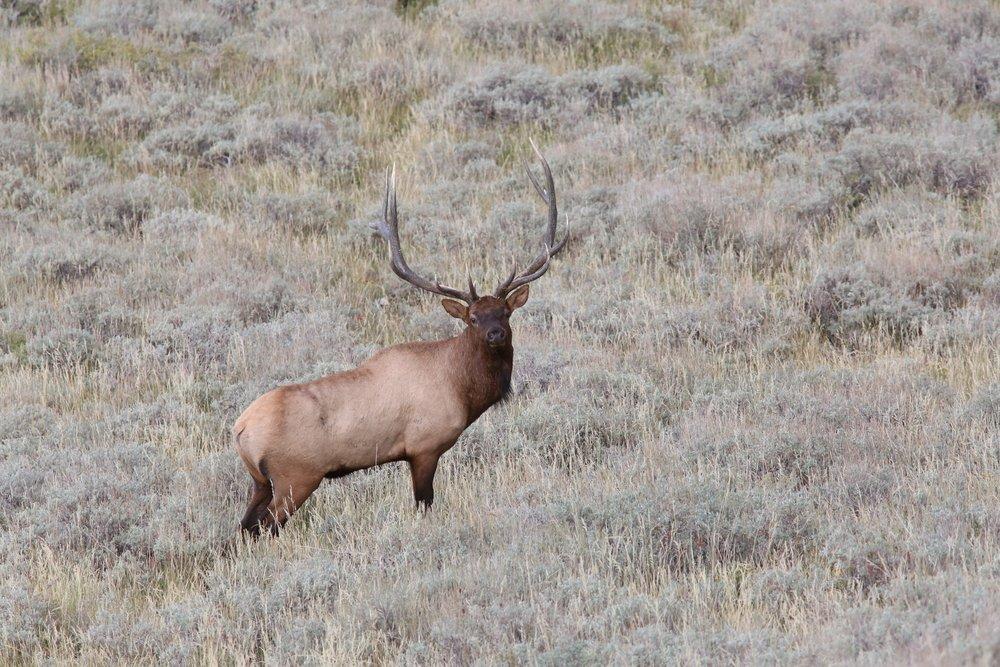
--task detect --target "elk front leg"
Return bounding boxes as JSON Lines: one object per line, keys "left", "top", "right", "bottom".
{"left": 408, "top": 454, "right": 439, "bottom": 511}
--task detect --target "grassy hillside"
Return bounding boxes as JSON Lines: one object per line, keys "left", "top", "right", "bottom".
{"left": 1, "top": 0, "right": 998, "bottom": 662}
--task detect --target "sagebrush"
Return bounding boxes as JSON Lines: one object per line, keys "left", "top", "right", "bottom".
{"left": 1, "top": 0, "right": 998, "bottom": 663}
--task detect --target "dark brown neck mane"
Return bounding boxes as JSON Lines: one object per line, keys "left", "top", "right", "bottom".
{"left": 451, "top": 327, "right": 513, "bottom": 425}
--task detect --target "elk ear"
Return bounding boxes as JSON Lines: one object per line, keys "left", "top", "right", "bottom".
{"left": 506, "top": 285, "right": 530, "bottom": 312}
{"left": 441, "top": 298, "right": 468, "bottom": 320}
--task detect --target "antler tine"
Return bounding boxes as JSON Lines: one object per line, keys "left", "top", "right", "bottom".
{"left": 374, "top": 165, "right": 477, "bottom": 304}
{"left": 528, "top": 137, "right": 565, "bottom": 252}
{"left": 495, "top": 140, "right": 567, "bottom": 297}
{"left": 494, "top": 263, "right": 518, "bottom": 296}
{"left": 500, "top": 245, "right": 551, "bottom": 296}
{"left": 382, "top": 165, "right": 391, "bottom": 229}
{"left": 371, "top": 165, "right": 398, "bottom": 251}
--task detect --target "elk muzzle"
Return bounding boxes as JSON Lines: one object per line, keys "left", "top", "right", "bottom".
{"left": 486, "top": 327, "right": 507, "bottom": 347}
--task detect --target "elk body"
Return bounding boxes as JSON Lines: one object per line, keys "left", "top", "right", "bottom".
{"left": 233, "top": 143, "right": 566, "bottom": 536}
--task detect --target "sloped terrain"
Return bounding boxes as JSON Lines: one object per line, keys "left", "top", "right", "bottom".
{"left": 1, "top": 0, "right": 998, "bottom": 662}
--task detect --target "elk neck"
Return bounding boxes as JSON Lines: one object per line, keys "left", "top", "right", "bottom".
{"left": 450, "top": 326, "right": 513, "bottom": 424}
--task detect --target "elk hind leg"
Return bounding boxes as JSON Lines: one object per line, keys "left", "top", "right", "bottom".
{"left": 240, "top": 479, "right": 273, "bottom": 538}
{"left": 262, "top": 471, "right": 323, "bottom": 535}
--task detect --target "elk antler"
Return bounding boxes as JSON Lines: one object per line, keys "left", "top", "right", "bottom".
{"left": 494, "top": 139, "right": 568, "bottom": 298}
{"left": 371, "top": 165, "right": 479, "bottom": 304}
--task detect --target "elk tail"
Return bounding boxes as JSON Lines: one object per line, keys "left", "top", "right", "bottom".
{"left": 233, "top": 422, "right": 269, "bottom": 486}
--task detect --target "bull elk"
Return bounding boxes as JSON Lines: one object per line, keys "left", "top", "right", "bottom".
{"left": 233, "top": 142, "right": 567, "bottom": 536}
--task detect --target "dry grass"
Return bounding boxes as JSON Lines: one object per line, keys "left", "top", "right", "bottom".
{"left": 1, "top": 0, "right": 999, "bottom": 663}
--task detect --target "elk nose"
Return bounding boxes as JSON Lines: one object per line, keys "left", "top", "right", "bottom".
{"left": 487, "top": 328, "right": 506, "bottom": 345}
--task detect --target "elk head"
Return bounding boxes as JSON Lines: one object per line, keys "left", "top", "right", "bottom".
{"left": 371, "top": 140, "right": 567, "bottom": 349}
